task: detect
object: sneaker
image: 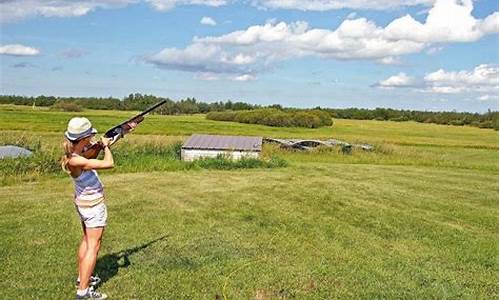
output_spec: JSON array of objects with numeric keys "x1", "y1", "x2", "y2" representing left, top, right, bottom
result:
[
  {"x1": 75, "y1": 275, "x2": 101, "y2": 288},
  {"x1": 75, "y1": 289, "x2": 107, "y2": 300}
]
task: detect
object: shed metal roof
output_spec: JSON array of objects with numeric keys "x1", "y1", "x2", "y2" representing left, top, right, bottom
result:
[
  {"x1": 182, "y1": 134, "x2": 262, "y2": 152},
  {"x1": 0, "y1": 145, "x2": 33, "y2": 159}
]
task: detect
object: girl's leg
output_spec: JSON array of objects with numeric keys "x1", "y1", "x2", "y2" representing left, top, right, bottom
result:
[
  {"x1": 78, "y1": 227, "x2": 104, "y2": 290},
  {"x1": 78, "y1": 222, "x2": 88, "y2": 281}
]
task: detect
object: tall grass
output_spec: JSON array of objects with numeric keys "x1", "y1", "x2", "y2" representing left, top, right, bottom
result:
[
  {"x1": 0, "y1": 136, "x2": 288, "y2": 185},
  {"x1": 192, "y1": 154, "x2": 288, "y2": 170}
]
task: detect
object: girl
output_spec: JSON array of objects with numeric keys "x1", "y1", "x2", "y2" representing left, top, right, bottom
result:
[{"x1": 62, "y1": 117, "x2": 113, "y2": 300}]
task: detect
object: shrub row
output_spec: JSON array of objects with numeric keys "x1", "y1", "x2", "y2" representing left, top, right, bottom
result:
[{"x1": 206, "y1": 109, "x2": 333, "y2": 128}]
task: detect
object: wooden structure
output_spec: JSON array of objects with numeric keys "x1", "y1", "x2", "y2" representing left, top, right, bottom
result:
[{"x1": 182, "y1": 134, "x2": 262, "y2": 161}]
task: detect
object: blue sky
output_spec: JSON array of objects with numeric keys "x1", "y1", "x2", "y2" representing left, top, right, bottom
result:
[{"x1": 0, "y1": 0, "x2": 498, "y2": 112}]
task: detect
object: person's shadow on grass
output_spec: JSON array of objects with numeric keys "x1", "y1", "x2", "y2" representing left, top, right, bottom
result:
[{"x1": 95, "y1": 235, "x2": 168, "y2": 286}]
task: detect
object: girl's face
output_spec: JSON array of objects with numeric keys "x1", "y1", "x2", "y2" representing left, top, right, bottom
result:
[{"x1": 78, "y1": 135, "x2": 94, "y2": 147}]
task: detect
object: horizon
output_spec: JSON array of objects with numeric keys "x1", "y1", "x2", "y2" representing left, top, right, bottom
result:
[
  {"x1": 1, "y1": 93, "x2": 498, "y2": 114},
  {"x1": 1, "y1": 0, "x2": 499, "y2": 113}
]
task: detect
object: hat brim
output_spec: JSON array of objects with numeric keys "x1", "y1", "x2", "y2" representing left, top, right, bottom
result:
[{"x1": 65, "y1": 128, "x2": 97, "y2": 141}]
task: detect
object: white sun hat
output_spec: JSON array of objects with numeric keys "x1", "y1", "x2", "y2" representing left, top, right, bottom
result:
[{"x1": 65, "y1": 117, "x2": 98, "y2": 141}]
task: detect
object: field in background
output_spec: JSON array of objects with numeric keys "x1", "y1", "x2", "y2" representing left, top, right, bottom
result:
[
  {"x1": 0, "y1": 105, "x2": 498, "y2": 299},
  {"x1": 0, "y1": 104, "x2": 497, "y2": 148}
]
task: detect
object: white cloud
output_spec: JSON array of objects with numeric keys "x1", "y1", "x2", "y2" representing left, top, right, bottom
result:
[
  {"x1": 0, "y1": 0, "x2": 472, "y2": 23},
  {"x1": 423, "y1": 64, "x2": 499, "y2": 94},
  {"x1": 233, "y1": 74, "x2": 255, "y2": 81},
  {"x1": 0, "y1": 0, "x2": 227, "y2": 22},
  {"x1": 384, "y1": 1, "x2": 499, "y2": 43},
  {"x1": 227, "y1": 53, "x2": 256, "y2": 65},
  {"x1": 145, "y1": 0, "x2": 227, "y2": 11},
  {"x1": 0, "y1": 44, "x2": 40, "y2": 56},
  {"x1": 146, "y1": 43, "x2": 258, "y2": 74},
  {"x1": 477, "y1": 95, "x2": 496, "y2": 102},
  {"x1": 376, "y1": 73, "x2": 415, "y2": 88},
  {"x1": 375, "y1": 64, "x2": 499, "y2": 100},
  {"x1": 376, "y1": 56, "x2": 401, "y2": 65},
  {"x1": 147, "y1": 0, "x2": 497, "y2": 78},
  {"x1": 0, "y1": 0, "x2": 134, "y2": 23},
  {"x1": 251, "y1": 0, "x2": 434, "y2": 11},
  {"x1": 200, "y1": 16, "x2": 217, "y2": 26}
]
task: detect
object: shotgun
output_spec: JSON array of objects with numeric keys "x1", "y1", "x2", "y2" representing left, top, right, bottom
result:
[{"x1": 81, "y1": 100, "x2": 167, "y2": 159}]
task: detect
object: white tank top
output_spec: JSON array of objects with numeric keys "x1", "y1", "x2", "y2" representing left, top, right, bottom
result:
[{"x1": 71, "y1": 154, "x2": 104, "y2": 203}]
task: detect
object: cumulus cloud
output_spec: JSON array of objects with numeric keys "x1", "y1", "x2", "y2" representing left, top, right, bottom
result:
[
  {"x1": 0, "y1": 0, "x2": 227, "y2": 22},
  {"x1": 0, "y1": 44, "x2": 40, "y2": 56},
  {"x1": 251, "y1": 0, "x2": 434, "y2": 11},
  {"x1": 147, "y1": 0, "x2": 498, "y2": 79},
  {"x1": 233, "y1": 74, "x2": 255, "y2": 81},
  {"x1": 375, "y1": 64, "x2": 499, "y2": 101},
  {"x1": 384, "y1": 0, "x2": 499, "y2": 43},
  {"x1": 0, "y1": 0, "x2": 134, "y2": 23},
  {"x1": 1, "y1": 0, "x2": 464, "y2": 23},
  {"x1": 146, "y1": 43, "x2": 261, "y2": 75},
  {"x1": 423, "y1": 64, "x2": 499, "y2": 94},
  {"x1": 477, "y1": 95, "x2": 496, "y2": 102},
  {"x1": 145, "y1": 0, "x2": 227, "y2": 11},
  {"x1": 376, "y1": 56, "x2": 401, "y2": 65},
  {"x1": 200, "y1": 16, "x2": 217, "y2": 26},
  {"x1": 375, "y1": 73, "x2": 415, "y2": 88}
]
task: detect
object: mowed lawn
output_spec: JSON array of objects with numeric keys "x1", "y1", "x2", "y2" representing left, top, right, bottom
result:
[{"x1": 0, "y1": 105, "x2": 498, "y2": 299}]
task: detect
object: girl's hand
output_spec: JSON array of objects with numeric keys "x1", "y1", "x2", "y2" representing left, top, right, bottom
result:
[
  {"x1": 125, "y1": 121, "x2": 138, "y2": 133},
  {"x1": 101, "y1": 137, "x2": 112, "y2": 147}
]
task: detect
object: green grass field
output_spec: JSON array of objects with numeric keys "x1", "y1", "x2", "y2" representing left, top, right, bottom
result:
[{"x1": 0, "y1": 105, "x2": 498, "y2": 299}]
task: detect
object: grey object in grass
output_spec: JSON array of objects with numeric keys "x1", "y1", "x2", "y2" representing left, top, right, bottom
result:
[
  {"x1": 0, "y1": 145, "x2": 33, "y2": 159},
  {"x1": 264, "y1": 138, "x2": 373, "y2": 152}
]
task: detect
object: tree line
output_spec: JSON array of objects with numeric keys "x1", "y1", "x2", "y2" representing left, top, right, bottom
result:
[
  {"x1": 0, "y1": 94, "x2": 257, "y2": 114},
  {"x1": 324, "y1": 107, "x2": 498, "y2": 130},
  {"x1": 0, "y1": 94, "x2": 497, "y2": 130}
]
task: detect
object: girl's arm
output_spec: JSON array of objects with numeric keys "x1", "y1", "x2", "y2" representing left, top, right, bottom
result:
[{"x1": 69, "y1": 137, "x2": 114, "y2": 170}]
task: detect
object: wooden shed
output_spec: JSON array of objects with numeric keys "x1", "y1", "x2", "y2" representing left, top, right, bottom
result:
[{"x1": 181, "y1": 134, "x2": 262, "y2": 161}]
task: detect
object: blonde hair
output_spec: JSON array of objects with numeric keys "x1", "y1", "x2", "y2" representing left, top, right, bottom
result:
[{"x1": 61, "y1": 138, "x2": 75, "y2": 174}]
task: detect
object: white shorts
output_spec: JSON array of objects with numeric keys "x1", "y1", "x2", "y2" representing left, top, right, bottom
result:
[{"x1": 75, "y1": 203, "x2": 107, "y2": 228}]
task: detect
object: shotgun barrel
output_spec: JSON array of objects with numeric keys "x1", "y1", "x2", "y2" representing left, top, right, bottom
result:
[{"x1": 81, "y1": 100, "x2": 167, "y2": 159}]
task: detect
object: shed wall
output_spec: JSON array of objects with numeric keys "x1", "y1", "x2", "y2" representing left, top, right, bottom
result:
[{"x1": 181, "y1": 149, "x2": 259, "y2": 161}]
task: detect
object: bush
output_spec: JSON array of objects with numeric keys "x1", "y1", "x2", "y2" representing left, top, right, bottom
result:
[
  {"x1": 206, "y1": 109, "x2": 332, "y2": 128},
  {"x1": 51, "y1": 101, "x2": 83, "y2": 112},
  {"x1": 309, "y1": 109, "x2": 333, "y2": 127},
  {"x1": 478, "y1": 120, "x2": 494, "y2": 129},
  {"x1": 291, "y1": 111, "x2": 320, "y2": 128},
  {"x1": 449, "y1": 120, "x2": 464, "y2": 126}
]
